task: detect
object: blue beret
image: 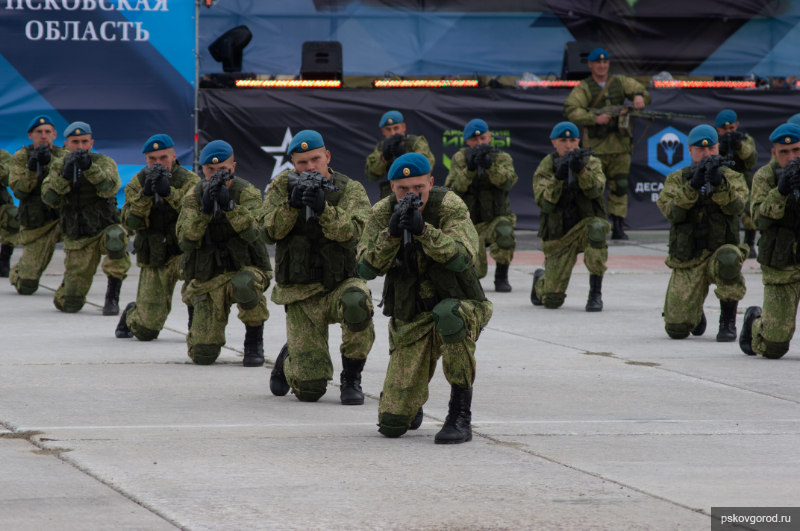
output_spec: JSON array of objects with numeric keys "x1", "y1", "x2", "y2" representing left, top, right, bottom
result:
[
  {"x1": 141, "y1": 134, "x2": 174, "y2": 154},
  {"x1": 550, "y1": 121, "x2": 580, "y2": 139},
  {"x1": 687, "y1": 124, "x2": 718, "y2": 147},
  {"x1": 64, "y1": 121, "x2": 92, "y2": 137},
  {"x1": 199, "y1": 140, "x2": 233, "y2": 165},
  {"x1": 387, "y1": 153, "x2": 431, "y2": 181},
  {"x1": 788, "y1": 113, "x2": 800, "y2": 126},
  {"x1": 27, "y1": 114, "x2": 54, "y2": 133},
  {"x1": 463, "y1": 119, "x2": 489, "y2": 141},
  {"x1": 587, "y1": 48, "x2": 609, "y2": 62},
  {"x1": 769, "y1": 123, "x2": 800, "y2": 145},
  {"x1": 288, "y1": 130, "x2": 324, "y2": 154},
  {"x1": 715, "y1": 109, "x2": 738, "y2": 127},
  {"x1": 379, "y1": 110, "x2": 404, "y2": 128}
]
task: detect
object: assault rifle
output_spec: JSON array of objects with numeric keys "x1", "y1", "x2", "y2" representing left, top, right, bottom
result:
[
  {"x1": 593, "y1": 105, "x2": 706, "y2": 139},
  {"x1": 204, "y1": 168, "x2": 234, "y2": 216},
  {"x1": 555, "y1": 148, "x2": 594, "y2": 188},
  {"x1": 778, "y1": 159, "x2": 800, "y2": 202},
  {"x1": 287, "y1": 170, "x2": 339, "y2": 220},
  {"x1": 718, "y1": 131, "x2": 747, "y2": 173},
  {"x1": 394, "y1": 192, "x2": 424, "y2": 245},
  {"x1": 695, "y1": 155, "x2": 735, "y2": 197}
]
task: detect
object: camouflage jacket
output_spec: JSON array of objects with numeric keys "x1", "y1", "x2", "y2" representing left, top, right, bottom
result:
[
  {"x1": 261, "y1": 168, "x2": 371, "y2": 304},
  {"x1": 0, "y1": 149, "x2": 12, "y2": 206},
  {"x1": 719, "y1": 133, "x2": 758, "y2": 186},
  {"x1": 42, "y1": 150, "x2": 120, "y2": 206},
  {"x1": 365, "y1": 134, "x2": 436, "y2": 181},
  {"x1": 445, "y1": 147, "x2": 517, "y2": 222},
  {"x1": 10, "y1": 144, "x2": 67, "y2": 228}
]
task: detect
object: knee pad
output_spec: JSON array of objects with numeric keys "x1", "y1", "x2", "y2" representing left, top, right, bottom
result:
[
  {"x1": 132, "y1": 325, "x2": 160, "y2": 342},
  {"x1": 612, "y1": 176, "x2": 628, "y2": 196},
  {"x1": 432, "y1": 298, "x2": 466, "y2": 344},
  {"x1": 16, "y1": 278, "x2": 39, "y2": 295},
  {"x1": 341, "y1": 288, "x2": 371, "y2": 332},
  {"x1": 665, "y1": 322, "x2": 691, "y2": 339},
  {"x1": 494, "y1": 221, "x2": 515, "y2": 250},
  {"x1": 587, "y1": 219, "x2": 608, "y2": 249},
  {"x1": 762, "y1": 340, "x2": 790, "y2": 360},
  {"x1": 104, "y1": 225, "x2": 127, "y2": 259},
  {"x1": 231, "y1": 270, "x2": 259, "y2": 310},
  {"x1": 191, "y1": 344, "x2": 221, "y2": 365},
  {"x1": 5, "y1": 205, "x2": 19, "y2": 231},
  {"x1": 378, "y1": 413, "x2": 410, "y2": 438},
  {"x1": 61, "y1": 295, "x2": 85, "y2": 313},
  {"x1": 294, "y1": 379, "x2": 328, "y2": 402},
  {"x1": 543, "y1": 293, "x2": 565, "y2": 309},
  {"x1": 716, "y1": 248, "x2": 741, "y2": 282}
]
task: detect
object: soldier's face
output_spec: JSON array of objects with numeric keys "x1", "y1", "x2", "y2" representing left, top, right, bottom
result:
[
  {"x1": 28, "y1": 125, "x2": 56, "y2": 148},
  {"x1": 465, "y1": 132, "x2": 492, "y2": 148},
  {"x1": 202, "y1": 156, "x2": 236, "y2": 181},
  {"x1": 291, "y1": 147, "x2": 331, "y2": 177},
  {"x1": 551, "y1": 137, "x2": 579, "y2": 157},
  {"x1": 689, "y1": 144, "x2": 719, "y2": 163},
  {"x1": 65, "y1": 134, "x2": 93, "y2": 153},
  {"x1": 716, "y1": 123, "x2": 738, "y2": 134},
  {"x1": 772, "y1": 142, "x2": 800, "y2": 168},
  {"x1": 381, "y1": 123, "x2": 406, "y2": 138},
  {"x1": 588, "y1": 59, "x2": 609, "y2": 78},
  {"x1": 390, "y1": 174, "x2": 434, "y2": 211},
  {"x1": 145, "y1": 148, "x2": 177, "y2": 169}
]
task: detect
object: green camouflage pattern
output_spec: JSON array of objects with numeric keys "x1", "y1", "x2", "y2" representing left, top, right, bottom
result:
[
  {"x1": 358, "y1": 191, "x2": 492, "y2": 421},
  {"x1": 42, "y1": 151, "x2": 121, "y2": 205},
  {"x1": 445, "y1": 149, "x2": 518, "y2": 276},
  {"x1": 533, "y1": 153, "x2": 609, "y2": 304},
  {"x1": 0, "y1": 149, "x2": 19, "y2": 245},
  {"x1": 365, "y1": 135, "x2": 436, "y2": 198},
  {"x1": 596, "y1": 152, "x2": 630, "y2": 218},
  {"x1": 735, "y1": 134, "x2": 758, "y2": 230},
  {"x1": 282, "y1": 277, "x2": 375, "y2": 388},
  {"x1": 750, "y1": 160, "x2": 793, "y2": 284}
]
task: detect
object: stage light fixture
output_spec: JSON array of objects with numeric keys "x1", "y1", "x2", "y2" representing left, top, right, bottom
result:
[
  {"x1": 516, "y1": 80, "x2": 580, "y2": 88},
  {"x1": 373, "y1": 79, "x2": 479, "y2": 88},
  {"x1": 208, "y1": 25, "x2": 252, "y2": 73},
  {"x1": 234, "y1": 79, "x2": 342, "y2": 88},
  {"x1": 653, "y1": 80, "x2": 756, "y2": 89}
]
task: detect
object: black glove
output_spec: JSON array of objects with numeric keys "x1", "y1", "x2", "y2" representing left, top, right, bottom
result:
[
  {"x1": 477, "y1": 147, "x2": 493, "y2": 169},
  {"x1": 777, "y1": 170, "x2": 792, "y2": 196},
  {"x1": 201, "y1": 182, "x2": 218, "y2": 214},
  {"x1": 216, "y1": 182, "x2": 233, "y2": 212},
  {"x1": 28, "y1": 145, "x2": 51, "y2": 170},
  {"x1": 382, "y1": 134, "x2": 406, "y2": 162},
  {"x1": 555, "y1": 157, "x2": 570, "y2": 181},
  {"x1": 568, "y1": 152, "x2": 586, "y2": 174},
  {"x1": 74, "y1": 149, "x2": 92, "y2": 171},
  {"x1": 142, "y1": 165, "x2": 160, "y2": 196},
  {"x1": 690, "y1": 163, "x2": 706, "y2": 190},
  {"x1": 302, "y1": 186, "x2": 326, "y2": 216},
  {"x1": 399, "y1": 206, "x2": 425, "y2": 235},
  {"x1": 706, "y1": 162, "x2": 723, "y2": 187},
  {"x1": 730, "y1": 130, "x2": 745, "y2": 149},
  {"x1": 62, "y1": 151, "x2": 79, "y2": 180},
  {"x1": 465, "y1": 148, "x2": 479, "y2": 171},
  {"x1": 388, "y1": 208, "x2": 403, "y2": 237},
  {"x1": 155, "y1": 167, "x2": 171, "y2": 197},
  {"x1": 288, "y1": 185, "x2": 305, "y2": 209}
]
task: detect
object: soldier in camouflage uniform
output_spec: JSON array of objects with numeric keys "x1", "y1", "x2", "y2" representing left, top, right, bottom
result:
[
  {"x1": 365, "y1": 110, "x2": 435, "y2": 199},
  {"x1": 564, "y1": 48, "x2": 651, "y2": 240},
  {"x1": 358, "y1": 153, "x2": 493, "y2": 444},
  {"x1": 445, "y1": 118, "x2": 518, "y2": 292},
  {"x1": 176, "y1": 140, "x2": 271, "y2": 366},
  {"x1": 657, "y1": 125, "x2": 749, "y2": 342},
  {"x1": 263, "y1": 130, "x2": 375, "y2": 404},
  {"x1": 41, "y1": 121, "x2": 130, "y2": 315},
  {"x1": 714, "y1": 109, "x2": 759, "y2": 258},
  {"x1": 8, "y1": 115, "x2": 65, "y2": 293},
  {"x1": 530, "y1": 122, "x2": 610, "y2": 312},
  {"x1": 115, "y1": 135, "x2": 201, "y2": 343},
  {"x1": 0, "y1": 149, "x2": 19, "y2": 277},
  {"x1": 740, "y1": 123, "x2": 800, "y2": 359}
]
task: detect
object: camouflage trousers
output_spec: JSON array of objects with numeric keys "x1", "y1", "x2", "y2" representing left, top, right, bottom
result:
[
  {"x1": 283, "y1": 277, "x2": 375, "y2": 392},
  {"x1": 183, "y1": 266, "x2": 271, "y2": 364},
  {"x1": 534, "y1": 218, "x2": 610, "y2": 307},
  {"x1": 597, "y1": 152, "x2": 630, "y2": 219},
  {"x1": 0, "y1": 203, "x2": 20, "y2": 245},
  {"x1": 126, "y1": 254, "x2": 184, "y2": 341},
  {"x1": 378, "y1": 299, "x2": 493, "y2": 423},
  {"x1": 474, "y1": 214, "x2": 516, "y2": 279},
  {"x1": 751, "y1": 277, "x2": 800, "y2": 357},
  {"x1": 54, "y1": 227, "x2": 131, "y2": 313},
  {"x1": 663, "y1": 244, "x2": 747, "y2": 333},
  {"x1": 10, "y1": 219, "x2": 60, "y2": 294}
]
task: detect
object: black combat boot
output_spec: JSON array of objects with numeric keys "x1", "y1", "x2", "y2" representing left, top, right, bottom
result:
[
  {"x1": 744, "y1": 230, "x2": 757, "y2": 259},
  {"x1": 409, "y1": 407, "x2": 424, "y2": 430},
  {"x1": 610, "y1": 215, "x2": 629, "y2": 240},
  {"x1": 716, "y1": 300, "x2": 738, "y2": 342},
  {"x1": 691, "y1": 312, "x2": 707, "y2": 336},
  {"x1": 434, "y1": 385, "x2": 472, "y2": 444},
  {"x1": 530, "y1": 268, "x2": 544, "y2": 306},
  {"x1": 270, "y1": 343, "x2": 291, "y2": 396},
  {"x1": 340, "y1": 356, "x2": 366, "y2": 405},
  {"x1": 0, "y1": 243, "x2": 13, "y2": 277},
  {"x1": 102, "y1": 277, "x2": 122, "y2": 315},
  {"x1": 115, "y1": 302, "x2": 135, "y2": 338},
  {"x1": 243, "y1": 324, "x2": 265, "y2": 367},
  {"x1": 739, "y1": 306, "x2": 761, "y2": 356},
  {"x1": 585, "y1": 274, "x2": 603, "y2": 312},
  {"x1": 494, "y1": 263, "x2": 511, "y2": 293}
]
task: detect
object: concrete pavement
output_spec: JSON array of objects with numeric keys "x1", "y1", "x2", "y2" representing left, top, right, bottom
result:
[{"x1": 1, "y1": 232, "x2": 796, "y2": 530}]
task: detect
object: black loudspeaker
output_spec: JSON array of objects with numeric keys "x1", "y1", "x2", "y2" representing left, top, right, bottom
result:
[
  {"x1": 301, "y1": 41, "x2": 343, "y2": 80},
  {"x1": 561, "y1": 41, "x2": 605, "y2": 80},
  {"x1": 208, "y1": 25, "x2": 252, "y2": 73}
]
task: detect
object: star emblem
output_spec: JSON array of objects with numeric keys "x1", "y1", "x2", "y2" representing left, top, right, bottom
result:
[{"x1": 261, "y1": 127, "x2": 297, "y2": 184}]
